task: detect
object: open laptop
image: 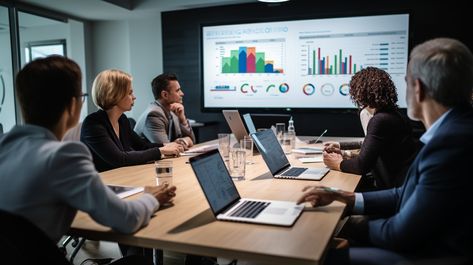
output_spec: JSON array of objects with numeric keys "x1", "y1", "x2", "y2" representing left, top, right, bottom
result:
[
  {"x1": 242, "y1": 113, "x2": 256, "y2": 134},
  {"x1": 222, "y1": 110, "x2": 248, "y2": 142},
  {"x1": 189, "y1": 149, "x2": 303, "y2": 226},
  {"x1": 251, "y1": 129, "x2": 329, "y2": 180}
]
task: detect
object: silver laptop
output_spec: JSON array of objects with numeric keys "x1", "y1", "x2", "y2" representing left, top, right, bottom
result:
[
  {"x1": 189, "y1": 149, "x2": 303, "y2": 226},
  {"x1": 251, "y1": 129, "x2": 329, "y2": 180},
  {"x1": 222, "y1": 110, "x2": 248, "y2": 142}
]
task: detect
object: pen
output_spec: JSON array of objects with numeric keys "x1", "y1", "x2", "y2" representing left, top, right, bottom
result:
[{"x1": 308, "y1": 129, "x2": 327, "y2": 144}]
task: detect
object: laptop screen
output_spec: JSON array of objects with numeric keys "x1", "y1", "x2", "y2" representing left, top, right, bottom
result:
[
  {"x1": 190, "y1": 150, "x2": 240, "y2": 215},
  {"x1": 251, "y1": 129, "x2": 290, "y2": 175},
  {"x1": 243, "y1": 113, "x2": 256, "y2": 134},
  {"x1": 223, "y1": 110, "x2": 248, "y2": 142}
]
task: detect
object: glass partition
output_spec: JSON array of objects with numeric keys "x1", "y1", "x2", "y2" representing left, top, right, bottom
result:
[
  {"x1": 18, "y1": 11, "x2": 88, "y2": 121},
  {"x1": 0, "y1": 6, "x2": 16, "y2": 133}
]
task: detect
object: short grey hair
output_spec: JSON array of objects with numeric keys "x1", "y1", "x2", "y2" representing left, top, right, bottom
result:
[{"x1": 408, "y1": 38, "x2": 473, "y2": 107}]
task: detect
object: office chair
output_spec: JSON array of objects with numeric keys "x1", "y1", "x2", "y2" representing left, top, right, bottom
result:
[
  {"x1": 0, "y1": 209, "x2": 70, "y2": 265},
  {"x1": 61, "y1": 121, "x2": 89, "y2": 262},
  {"x1": 128, "y1": 117, "x2": 136, "y2": 130}
]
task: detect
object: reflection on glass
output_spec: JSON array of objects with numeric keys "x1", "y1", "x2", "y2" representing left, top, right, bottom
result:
[
  {"x1": 0, "y1": 6, "x2": 16, "y2": 133},
  {"x1": 18, "y1": 11, "x2": 87, "y2": 121}
]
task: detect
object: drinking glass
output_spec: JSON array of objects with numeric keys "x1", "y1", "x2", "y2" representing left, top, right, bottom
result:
[
  {"x1": 228, "y1": 148, "x2": 246, "y2": 181},
  {"x1": 240, "y1": 136, "x2": 254, "y2": 164},
  {"x1": 155, "y1": 160, "x2": 173, "y2": 186}
]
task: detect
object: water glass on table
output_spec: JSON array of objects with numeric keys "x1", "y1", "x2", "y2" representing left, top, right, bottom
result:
[
  {"x1": 155, "y1": 160, "x2": 173, "y2": 186},
  {"x1": 282, "y1": 132, "x2": 294, "y2": 154},
  {"x1": 218, "y1": 133, "x2": 230, "y2": 159},
  {"x1": 240, "y1": 136, "x2": 254, "y2": 164},
  {"x1": 228, "y1": 148, "x2": 246, "y2": 181},
  {"x1": 275, "y1": 123, "x2": 285, "y2": 144}
]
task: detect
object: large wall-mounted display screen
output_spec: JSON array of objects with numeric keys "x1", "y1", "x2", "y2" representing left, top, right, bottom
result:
[{"x1": 202, "y1": 14, "x2": 409, "y2": 109}]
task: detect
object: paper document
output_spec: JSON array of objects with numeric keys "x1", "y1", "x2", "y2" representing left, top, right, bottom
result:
[
  {"x1": 298, "y1": 157, "x2": 324, "y2": 163},
  {"x1": 182, "y1": 143, "x2": 219, "y2": 155},
  {"x1": 107, "y1": 185, "x2": 144, "y2": 199},
  {"x1": 292, "y1": 147, "x2": 323, "y2": 154}
]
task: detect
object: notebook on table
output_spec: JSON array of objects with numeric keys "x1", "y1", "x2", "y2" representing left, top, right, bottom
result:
[
  {"x1": 189, "y1": 149, "x2": 303, "y2": 226},
  {"x1": 250, "y1": 129, "x2": 329, "y2": 180}
]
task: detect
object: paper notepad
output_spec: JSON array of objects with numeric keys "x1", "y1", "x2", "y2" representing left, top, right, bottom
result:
[
  {"x1": 292, "y1": 147, "x2": 323, "y2": 155},
  {"x1": 298, "y1": 157, "x2": 324, "y2": 163},
  {"x1": 182, "y1": 143, "x2": 219, "y2": 155}
]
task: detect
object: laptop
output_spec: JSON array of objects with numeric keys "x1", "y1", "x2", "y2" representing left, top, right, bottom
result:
[
  {"x1": 251, "y1": 129, "x2": 330, "y2": 180},
  {"x1": 189, "y1": 149, "x2": 303, "y2": 226},
  {"x1": 242, "y1": 113, "x2": 257, "y2": 134},
  {"x1": 222, "y1": 110, "x2": 248, "y2": 142}
]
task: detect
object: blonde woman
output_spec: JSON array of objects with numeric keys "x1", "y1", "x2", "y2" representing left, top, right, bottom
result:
[{"x1": 81, "y1": 69, "x2": 182, "y2": 172}]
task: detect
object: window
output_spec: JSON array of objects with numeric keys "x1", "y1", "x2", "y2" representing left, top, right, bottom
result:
[{"x1": 25, "y1": 39, "x2": 66, "y2": 63}]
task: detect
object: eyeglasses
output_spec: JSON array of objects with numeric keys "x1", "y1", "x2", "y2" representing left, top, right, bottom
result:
[{"x1": 78, "y1": 93, "x2": 88, "y2": 103}]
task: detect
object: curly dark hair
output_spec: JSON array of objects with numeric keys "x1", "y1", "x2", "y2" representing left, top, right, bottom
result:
[{"x1": 349, "y1": 67, "x2": 398, "y2": 110}]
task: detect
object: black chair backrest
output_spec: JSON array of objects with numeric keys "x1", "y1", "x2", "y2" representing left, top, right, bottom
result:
[
  {"x1": 0, "y1": 210, "x2": 70, "y2": 265},
  {"x1": 128, "y1": 117, "x2": 137, "y2": 129}
]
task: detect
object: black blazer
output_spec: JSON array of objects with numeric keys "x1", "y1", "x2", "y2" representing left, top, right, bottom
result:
[
  {"x1": 81, "y1": 110, "x2": 163, "y2": 172},
  {"x1": 340, "y1": 109, "x2": 420, "y2": 189}
]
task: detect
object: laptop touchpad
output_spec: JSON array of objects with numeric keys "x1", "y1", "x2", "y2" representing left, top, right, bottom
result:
[{"x1": 265, "y1": 207, "x2": 288, "y2": 215}]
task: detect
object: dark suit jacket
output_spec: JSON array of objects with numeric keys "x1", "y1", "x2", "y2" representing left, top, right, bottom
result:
[
  {"x1": 81, "y1": 110, "x2": 163, "y2": 172},
  {"x1": 341, "y1": 109, "x2": 420, "y2": 188},
  {"x1": 361, "y1": 105, "x2": 473, "y2": 261}
]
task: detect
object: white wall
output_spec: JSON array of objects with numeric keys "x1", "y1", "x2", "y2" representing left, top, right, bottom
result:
[
  {"x1": 128, "y1": 14, "x2": 163, "y2": 119},
  {"x1": 89, "y1": 15, "x2": 163, "y2": 119}
]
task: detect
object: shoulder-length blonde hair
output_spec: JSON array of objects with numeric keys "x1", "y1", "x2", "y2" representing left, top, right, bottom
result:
[{"x1": 91, "y1": 69, "x2": 132, "y2": 110}]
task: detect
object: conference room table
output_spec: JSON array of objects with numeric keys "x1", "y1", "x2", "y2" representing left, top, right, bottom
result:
[{"x1": 69, "y1": 136, "x2": 362, "y2": 265}]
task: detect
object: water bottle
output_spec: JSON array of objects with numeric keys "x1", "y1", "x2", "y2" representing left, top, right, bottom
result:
[{"x1": 287, "y1": 116, "x2": 296, "y2": 150}]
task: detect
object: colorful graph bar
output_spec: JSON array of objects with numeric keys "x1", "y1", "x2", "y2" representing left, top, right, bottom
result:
[
  {"x1": 307, "y1": 46, "x2": 362, "y2": 75},
  {"x1": 222, "y1": 47, "x2": 283, "y2": 74}
]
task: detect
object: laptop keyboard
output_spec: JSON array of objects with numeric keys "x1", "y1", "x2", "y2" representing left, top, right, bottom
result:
[
  {"x1": 281, "y1": 167, "x2": 307, "y2": 177},
  {"x1": 229, "y1": 201, "x2": 270, "y2": 219}
]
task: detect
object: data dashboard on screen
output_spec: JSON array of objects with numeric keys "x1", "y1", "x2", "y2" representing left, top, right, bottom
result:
[{"x1": 202, "y1": 14, "x2": 409, "y2": 109}]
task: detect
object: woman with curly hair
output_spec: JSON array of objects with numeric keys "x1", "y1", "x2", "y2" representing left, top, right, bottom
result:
[{"x1": 323, "y1": 67, "x2": 420, "y2": 190}]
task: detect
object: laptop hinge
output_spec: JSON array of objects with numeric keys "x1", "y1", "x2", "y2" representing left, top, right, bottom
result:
[
  {"x1": 218, "y1": 199, "x2": 241, "y2": 215},
  {"x1": 275, "y1": 164, "x2": 291, "y2": 175}
]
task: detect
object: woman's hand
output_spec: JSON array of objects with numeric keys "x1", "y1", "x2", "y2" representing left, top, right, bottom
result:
[
  {"x1": 160, "y1": 142, "x2": 183, "y2": 157},
  {"x1": 175, "y1": 137, "x2": 193, "y2": 150}
]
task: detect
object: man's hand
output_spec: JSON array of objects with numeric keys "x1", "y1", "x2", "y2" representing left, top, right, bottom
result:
[
  {"x1": 297, "y1": 186, "x2": 340, "y2": 207},
  {"x1": 169, "y1": 103, "x2": 187, "y2": 125},
  {"x1": 323, "y1": 151, "x2": 343, "y2": 171},
  {"x1": 297, "y1": 186, "x2": 355, "y2": 210},
  {"x1": 323, "y1": 142, "x2": 342, "y2": 155},
  {"x1": 145, "y1": 184, "x2": 177, "y2": 205}
]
